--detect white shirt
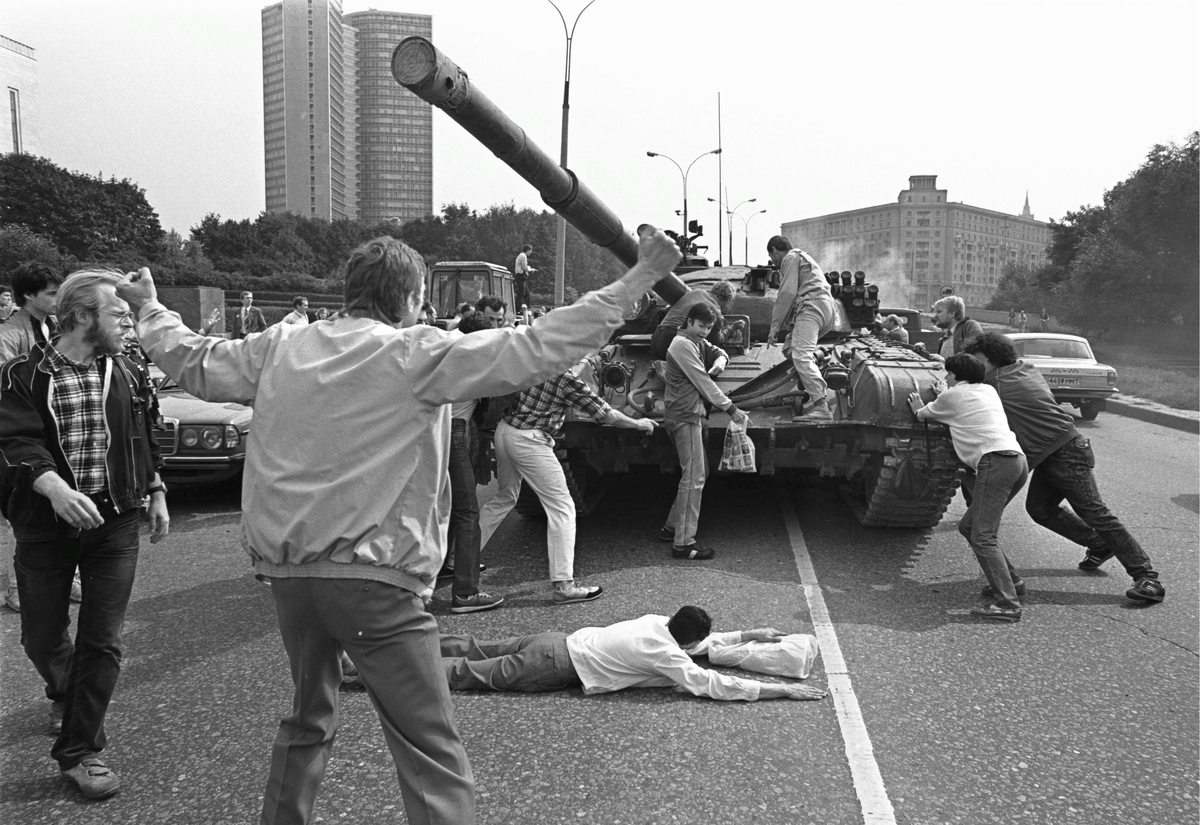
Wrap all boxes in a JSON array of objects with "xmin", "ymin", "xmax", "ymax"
[
  {"xmin": 915, "ymin": 382, "xmax": 1023, "ymax": 470},
  {"xmin": 515, "ymin": 251, "xmax": 530, "ymax": 275},
  {"xmin": 282, "ymin": 310, "xmax": 309, "ymax": 326},
  {"xmin": 448, "ymin": 329, "xmax": 480, "ymax": 421},
  {"xmin": 567, "ymin": 614, "xmax": 764, "ymax": 701}
]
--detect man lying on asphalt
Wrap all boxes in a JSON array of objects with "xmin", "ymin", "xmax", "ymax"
[
  {"xmin": 439, "ymin": 606, "xmax": 828, "ymax": 702},
  {"xmin": 115, "ymin": 227, "xmax": 684, "ymax": 825}
]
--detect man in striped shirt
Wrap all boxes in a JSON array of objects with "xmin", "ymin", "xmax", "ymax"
[{"xmin": 478, "ymin": 367, "xmax": 654, "ymax": 603}]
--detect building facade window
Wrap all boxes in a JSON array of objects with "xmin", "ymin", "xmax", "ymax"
[{"xmin": 8, "ymin": 88, "xmax": 21, "ymax": 154}]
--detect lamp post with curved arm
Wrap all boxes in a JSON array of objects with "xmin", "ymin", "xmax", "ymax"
[
  {"xmin": 647, "ymin": 148, "xmax": 721, "ymax": 255},
  {"xmin": 547, "ymin": 0, "xmax": 599, "ymax": 307},
  {"xmin": 707, "ymin": 196, "xmax": 757, "ymax": 267},
  {"xmin": 745, "ymin": 209, "xmax": 767, "ymax": 265}
]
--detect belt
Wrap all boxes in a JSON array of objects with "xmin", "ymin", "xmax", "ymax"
[{"xmin": 84, "ymin": 489, "xmax": 120, "ymax": 514}]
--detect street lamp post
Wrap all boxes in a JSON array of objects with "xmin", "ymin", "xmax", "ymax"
[
  {"xmin": 745, "ymin": 209, "xmax": 767, "ymax": 265},
  {"xmin": 708, "ymin": 196, "xmax": 757, "ymax": 266},
  {"xmin": 647, "ymin": 148, "xmax": 721, "ymax": 255},
  {"xmin": 548, "ymin": 0, "xmax": 598, "ymax": 307}
]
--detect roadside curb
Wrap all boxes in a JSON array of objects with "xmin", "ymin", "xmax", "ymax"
[{"xmin": 1105, "ymin": 397, "xmax": 1200, "ymax": 434}]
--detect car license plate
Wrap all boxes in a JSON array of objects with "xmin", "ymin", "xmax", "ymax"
[{"xmin": 1049, "ymin": 377, "xmax": 1081, "ymax": 386}]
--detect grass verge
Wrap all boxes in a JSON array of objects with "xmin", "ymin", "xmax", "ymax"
[{"xmin": 1091, "ymin": 341, "xmax": 1199, "ymax": 411}]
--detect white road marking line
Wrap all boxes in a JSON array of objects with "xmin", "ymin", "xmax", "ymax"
[{"xmin": 780, "ymin": 495, "xmax": 897, "ymax": 825}]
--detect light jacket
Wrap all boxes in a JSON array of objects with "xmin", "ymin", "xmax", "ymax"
[
  {"xmin": 134, "ymin": 279, "xmax": 638, "ymax": 596},
  {"xmin": 0, "ymin": 343, "xmax": 161, "ymax": 541},
  {"xmin": 0, "ymin": 308, "xmax": 50, "ymax": 364},
  {"xmin": 769, "ymin": 248, "xmax": 832, "ymax": 340}
]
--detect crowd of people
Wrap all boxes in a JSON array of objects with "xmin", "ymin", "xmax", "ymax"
[{"xmin": 0, "ymin": 230, "xmax": 1168, "ymax": 822}]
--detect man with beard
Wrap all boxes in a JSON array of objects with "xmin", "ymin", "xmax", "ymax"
[
  {"xmin": 0, "ymin": 270, "xmax": 170, "ymax": 800},
  {"xmin": 914, "ymin": 295, "xmax": 983, "ymax": 363}
]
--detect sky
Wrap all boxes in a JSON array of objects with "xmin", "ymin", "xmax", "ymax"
[{"xmin": 5, "ymin": 0, "xmax": 1198, "ymax": 266}]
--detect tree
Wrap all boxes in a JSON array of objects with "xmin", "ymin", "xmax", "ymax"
[
  {"xmin": 0, "ymin": 153, "xmax": 163, "ymax": 263},
  {"xmin": 0, "ymin": 224, "xmax": 71, "ymax": 279}
]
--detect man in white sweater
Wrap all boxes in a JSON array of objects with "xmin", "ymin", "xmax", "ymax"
[{"xmin": 909, "ymin": 353, "xmax": 1028, "ymax": 622}]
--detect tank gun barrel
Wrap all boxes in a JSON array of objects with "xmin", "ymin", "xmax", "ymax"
[{"xmin": 391, "ymin": 36, "xmax": 687, "ymax": 304}]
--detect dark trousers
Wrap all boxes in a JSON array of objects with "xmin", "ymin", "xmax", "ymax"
[
  {"xmin": 448, "ymin": 419, "xmax": 482, "ymax": 599},
  {"xmin": 440, "ymin": 632, "xmax": 580, "ymax": 692},
  {"xmin": 263, "ymin": 578, "xmax": 475, "ymax": 825},
  {"xmin": 514, "ymin": 274, "xmax": 528, "ymax": 309},
  {"xmin": 15, "ymin": 509, "xmax": 140, "ymax": 769},
  {"xmin": 1024, "ymin": 435, "xmax": 1157, "ymax": 581}
]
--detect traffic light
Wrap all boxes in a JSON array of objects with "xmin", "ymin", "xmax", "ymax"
[{"xmin": 687, "ymin": 220, "xmax": 702, "ymax": 235}]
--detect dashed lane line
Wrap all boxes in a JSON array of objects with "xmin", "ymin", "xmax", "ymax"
[{"xmin": 780, "ymin": 494, "xmax": 897, "ymax": 825}]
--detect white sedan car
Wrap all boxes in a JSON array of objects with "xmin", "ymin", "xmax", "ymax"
[{"xmin": 1008, "ymin": 333, "xmax": 1118, "ymax": 421}]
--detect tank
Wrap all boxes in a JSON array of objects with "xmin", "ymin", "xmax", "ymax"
[{"xmin": 391, "ymin": 37, "xmax": 961, "ymax": 528}]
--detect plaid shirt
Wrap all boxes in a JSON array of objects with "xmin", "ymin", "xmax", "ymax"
[
  {"xmin": 504, "ymin": 372, "xmax": 612, "ymax": 437},
  {"xmin": 46, "ymin": 344, "xmax": 108, "ymax": 495}
]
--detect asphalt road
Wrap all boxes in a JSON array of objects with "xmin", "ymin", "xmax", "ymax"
[{"xmin": 1, "ymin": 413, "xmax": 1196, "ymax": 825}]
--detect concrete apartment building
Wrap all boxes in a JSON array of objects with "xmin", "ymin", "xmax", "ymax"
[
  {"xmin": 781, "ymin": 175, "xmax": 1051, "ymax": 310},
  {"xmin": 261, "ymin": 0, "xmax": 432, "ymax": 223},
  {"xmin": 1, "ymin": 34, "xmax": 40, "ymax": 156}
]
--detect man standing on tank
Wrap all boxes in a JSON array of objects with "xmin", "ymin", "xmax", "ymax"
[{"xmin": 766, "ymin": 236, "xmax": 839, "ymax": 421}]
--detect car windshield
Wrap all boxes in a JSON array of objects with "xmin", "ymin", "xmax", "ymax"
[{"xmin": 1015, "ymin": 338, "xmax": 1093, "ymax": 360}]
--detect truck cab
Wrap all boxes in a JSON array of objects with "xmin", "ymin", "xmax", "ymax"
[{"xmin": 427, "ymin": 261, "xmax": 515, "ymax": 326}]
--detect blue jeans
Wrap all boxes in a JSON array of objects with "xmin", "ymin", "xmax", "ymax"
[
  {"xmin": 959, "ymin": 451, "xmax": 1028, "ymax": 608},
  {"xmin": 447, "ymin": 419, "xmax": 482, "ymax": 599},
  {"xmin": 15, "ymin": 509, "xmax": 140, "ymax": 769},
  {"xmin": 1025, "ymin": 436, "xmax": 1157, "ymax": 581},
  {"xmin": 264, "ymin": 578, "xmax": 475, "ymax": 825},
  {"xmin": 440, "ymin": 632, "xmax": 579, "ymax": 692},
  {"xmin": 665, "ymin": 419, "xmax": 706, "ymax": 547}
]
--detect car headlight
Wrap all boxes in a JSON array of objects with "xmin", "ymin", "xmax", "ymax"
[
  {"xmin": 224, "ymin": 425, "xmax": 241, "ymax": 449},
  {"xmin": 201, "ymin": 427, "xmax": 223, "ymax": 450},
  {"xmin": 181, "ymin": 428, "xmax": 199, "ymax": 448}
]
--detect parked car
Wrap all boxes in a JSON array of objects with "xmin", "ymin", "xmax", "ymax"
[
  {"xmin": 1008, "ymin": 333, "xmax": 1118, "ymax": 420},
  {"xmin": 150, "ymin": 366, "xmax": 252, "ymax": 486}
]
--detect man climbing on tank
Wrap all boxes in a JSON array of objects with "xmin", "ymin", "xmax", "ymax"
[{"xmin": 766, "ymin": 236, "xmax": 838, "ymax": 421}]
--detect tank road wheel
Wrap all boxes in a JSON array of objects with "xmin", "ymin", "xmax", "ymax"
[
  {"xmin": 513, "ymin": 460, "xmax": 614, "ymax": 520},
  {"xmin": 1078, "ymin": 400, "xmax": 1101, "ymax": 421},
  {"xmin": 840, "ymin": 432, "xmax": 962, "ymax": 528}
]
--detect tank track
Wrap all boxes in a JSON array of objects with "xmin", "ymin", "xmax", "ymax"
[{"xmin": 841, "ymin": 429, "xmax": 962, "ymax": 528}]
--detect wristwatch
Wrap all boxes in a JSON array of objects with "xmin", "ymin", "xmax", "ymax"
[{"xmin": 147, "ymin": 482, "xmax": 167, "ymax": 496}]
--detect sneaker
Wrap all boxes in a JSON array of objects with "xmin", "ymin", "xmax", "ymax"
[
  {"xmin": 3, "ymin": 586, "xmax": 18, "ymax": 613},
  {"xmin": 61, "ymin": 756, "xmax": 121, "ymax": 799},
  {"xmin": 1078, "ymin": 548, "xmax": 1115, "ymax": 571},
  {"xmin": 70, "ymin": 572, "xmax": 82, "ymax": 603},
  {"xmin": 658, "ymin": 526, "xmax": 676, "ymax": 543},
  {"xmin": 792, "ymin": 401, "xmax": 833, "ymax": 422},
  {"xmin": 551, "ymin": 580, "xmax": 603, "ymax": 605},
  {"xmin": 970, "ymin": 603, "xmax": 1022, "ymax": 623},
  {"xmin": 1125, "ymin": 579, "xmax": 1165, "ymax": 604},
  {"xmin": 451, "ymin": 592, "xmax": 505, "ymax": 613},
  {"xmin": 980, "ymin": 578, "xmax": 1026, "ymax": 598},
  {"xmin": 672, "ymin": 545, "xmax": 715, "ymax": 560}
]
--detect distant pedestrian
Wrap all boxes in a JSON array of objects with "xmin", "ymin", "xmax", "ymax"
[
  {"xmin": 235, "ymin": 291, "xmax": 266, "ymax": 338},
  {"xmin": 1018, "ymin": 310, "xmax": 1028, "ymax": 332},
  {"xmin": 962, "ymin": 332, "xmax": 1166, "ymax": 605},
  {"xmin": 117, "ymin": 226, "xmax": 683, "ymax": 825},
  {"xmin": 0, "ymin": 269, "xmax": 169, "ymax": 800},
  {"xmin": 514, "ymin": 244, "xmax": 534, "ymax": 309},
  {"xmin": 281, "ymin": 296, "xmax": 309, "ymax": 326},
  {"xmin": 909, "ymin": 353, "xmax": 1027, "ymax": 622},
  {"xmin": 1039, "ymin": 308, "xmax": 1050, "ymax": 331},
  {"xmin": 1008, "ymin": 308, "xmax": 1016, "ymax": 328}
]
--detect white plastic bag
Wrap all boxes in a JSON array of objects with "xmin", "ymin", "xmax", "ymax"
[
  {"xmin": 706, "ymin": 634, "xmax": 818, "ymax": 679},
  {"xmin": 718, "ymin": 419, "xmax": 756, "ymax": 473}
]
